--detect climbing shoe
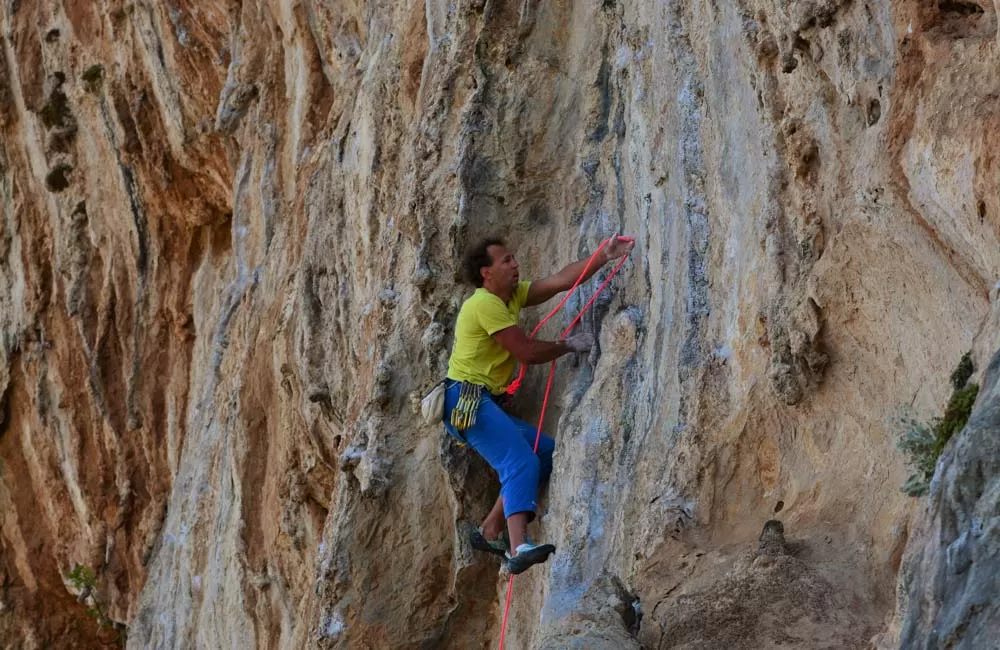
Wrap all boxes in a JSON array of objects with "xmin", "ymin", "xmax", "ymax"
[
  {"xmin": 504, "ymin": 542, "xmax": 556, "ymax": 575},
  {"xmin": 470, "ymin": 528, "xmax": 510, "ymax": 558}
]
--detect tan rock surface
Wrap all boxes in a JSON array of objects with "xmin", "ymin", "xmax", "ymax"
[{"xmin": 0, "ymin": 0, "xmax": 997, "ymax": 648}]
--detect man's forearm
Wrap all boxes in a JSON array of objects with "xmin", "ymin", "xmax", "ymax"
[
  {"xmin": 524, "ymin": 339, "xmax": 571, "ymax": 364},
  {"xmin": 553, "ymin": 251, "xmax": 610, "ymax": 291}
]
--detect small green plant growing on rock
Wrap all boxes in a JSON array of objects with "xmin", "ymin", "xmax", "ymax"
[
  {"xmin": 68, "ymin": 564, "xmax": 102, "ymax": 621},
  {"xmin": 897, "ymin": 354, "xmax": 979, "ymax": 497},
  {"xmin": 67, "ymin": 564, "xmax": 127, "ymax": 646},
  {"xmin": 896, "ymin": 416, "xmax": 938, "ymax": 497},
  {"xmin": 68, "ymin": 564, "xmax": 97, "ymax": 590}
]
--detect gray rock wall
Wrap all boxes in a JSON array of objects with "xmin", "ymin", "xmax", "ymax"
[{"xmin": 888, "ymin": 348, "xmax": 1000, "ymax": 649}]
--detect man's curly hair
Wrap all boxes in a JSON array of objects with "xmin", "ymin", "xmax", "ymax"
[{"xmin": 463, "ymin": 237, "xmax": 505, "ymax": 287}]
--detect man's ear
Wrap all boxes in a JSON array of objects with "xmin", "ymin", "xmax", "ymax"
[{"xmin": 480, "ymin": 265, "xmax": 490, "ymax": 283}]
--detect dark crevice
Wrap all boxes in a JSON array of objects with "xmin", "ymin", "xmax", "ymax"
[
  {"xmin": 82, "ymin": 65, "xmax": 104, "ymax": 93},
  {"xmin": 867, "ymin": 98, "xmax": 881, "ymax": 126},
  {"xmin": 939, "ymin": 0, "xmax": 985, "ymax": 15},
  {"xmin": 119, "ymin": 165, "xmax": 149, "ymax": 279},
  {"xmin": 336, "ymin": 120, "xmax": 350, "ymax": 163},
  {"xmin": 589, "ymin": 38, "xmax": 612, "ymax": 143},
  {"xmin": 626, "ymin": 593, "xmax": 642, "ymax": 637},
  {"xmin": 123, "ymin": 163, "xmax": 148, "ymax": 432},
  {"xmin": 39, "ymin": 86, "xmax": 72, "ymax": 129},
  {"xmin": 45, "ymin": 164, "xmax": 73, "ymax": 192},
  {"xmin": 612, "ymin": 76, "xmax": 627, "ymax": 225}
]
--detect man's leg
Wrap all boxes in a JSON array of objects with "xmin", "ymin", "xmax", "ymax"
[
  {"xmin": 481, "ymin": 426, "xmax": 551, "ymax": 542},
  {"xmin": 507, "ymin": 512, "xmax": 531, "ymax": 551},
  {"xmin": 459, "ymin": 399, "xmax": 546, "ymax": 549},
  {"xmin": 445, "ymin": 388, "xmax": 555, "ymax": 571},
  {"xmin": 444, "ymin": 385, "xmax": 521, "ymax": 542},
  {"xmin": 482, "ymin": 496, "xmax": 505, "ymax": 540},
  {"xmin": 508, "ymin": 419, "xmax": 554, "ymax": 548},
  {"xmin": 489, "ymin": 416, "xmax": 553, "ymax": 543}
]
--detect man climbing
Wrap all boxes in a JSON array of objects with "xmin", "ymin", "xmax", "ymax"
[{"xmin": 444, "ymin": 235, "xmax": 634, "ymax": 574}]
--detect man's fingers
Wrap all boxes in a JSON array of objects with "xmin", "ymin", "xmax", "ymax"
[
  {"xmin": 564, "ymin": 332, "xmax": 595, "ymax": 352},
  {"xmin": 608, "ymin": 235, "xmax": 634, "ymax": 257}
]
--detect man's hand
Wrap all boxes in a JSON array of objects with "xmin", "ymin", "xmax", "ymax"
[
  {"xmin": 564, "ymin": 331, "xmax": 595, "ymax": 352},
  {"xmin": 601, "ymin": 236, "xmax": 634, "ymax": 264}
]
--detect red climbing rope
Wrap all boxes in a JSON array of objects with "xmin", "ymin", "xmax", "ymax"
[{"xmin": 497, "ymin": 235, "xmax": 634, "ymax": 650}]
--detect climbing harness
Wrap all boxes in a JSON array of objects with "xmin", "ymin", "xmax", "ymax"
[
  {"xmin": 450, "ymin": 381, "xmax": 484, "ymax": 431},
  {"xmin": 497, "ymin": 235, "xmax": 635, "ymax": 649}
]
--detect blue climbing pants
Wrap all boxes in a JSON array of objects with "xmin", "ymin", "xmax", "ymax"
[{"xmin": 443, "ymin": 380, "xmax": 554, "ymax": 520}]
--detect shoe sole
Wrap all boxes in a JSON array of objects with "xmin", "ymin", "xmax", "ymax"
[
  {"xmin": 505, "ymin": 545, "xmax": 556, "ymax": 575},
  {"xmin": 470, "ymin": 530, "xmax": 508, "ymax": 558}
]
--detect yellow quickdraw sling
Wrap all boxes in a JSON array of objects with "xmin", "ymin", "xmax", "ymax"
[{"xmin": 449, "ymin": 382, "xmax": 483, "ymax": 431}]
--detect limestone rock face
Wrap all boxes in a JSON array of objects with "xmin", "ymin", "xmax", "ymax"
[
  {"xmin": 0, "ymin": 1, "xmax": 998, "ymax": 648},
  {"xmin": 639, "ymin": 519, "xmax": 873, "ymax": 649}
]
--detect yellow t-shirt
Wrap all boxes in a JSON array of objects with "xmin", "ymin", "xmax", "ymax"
[{"xmin": 447, "ymin": 281, "xmax": 531, "ymax": 394}]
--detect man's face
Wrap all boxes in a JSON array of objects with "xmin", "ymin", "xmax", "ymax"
[{"xmin": 483, "ymin": 244, "xmax": 519, "ymax": 290}]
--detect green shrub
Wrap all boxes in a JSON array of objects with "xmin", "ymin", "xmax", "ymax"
[
  {"xmin": 68, "ymin": 564, "xmax": 97, "ymax": 590},
  {"xmin": 934, "ymin": 383, "xmax": 979, "ymax": 455},
  {"xmin": 950, "ymin": 351, "xmax": 974, "ymax": 390},
  {"xmin": 896, "ymin": 354, "xmax": 979, "ymax": 497},
  {"xmin": 897, "ymin": 416, "xmax": 938, "ymax": 497}
]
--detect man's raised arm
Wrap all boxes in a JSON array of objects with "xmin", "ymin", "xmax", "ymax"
[{"xmin": 525, "ymin": 236, "xmax": 634, "ymax": 307}]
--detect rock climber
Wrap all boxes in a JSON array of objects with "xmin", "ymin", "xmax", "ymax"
[{"xmin": 443, "ymin": 235, "xmax": 634, "ymax": 574}]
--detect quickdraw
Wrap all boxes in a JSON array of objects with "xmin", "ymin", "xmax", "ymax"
[{"xmin": 449, "ymin": 381, "xmax": 484, "ymax": 431}]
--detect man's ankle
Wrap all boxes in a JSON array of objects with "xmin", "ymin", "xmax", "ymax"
[{"xmin": 481, "ymin": 525, "xmax": 503, "ymax": 541}]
